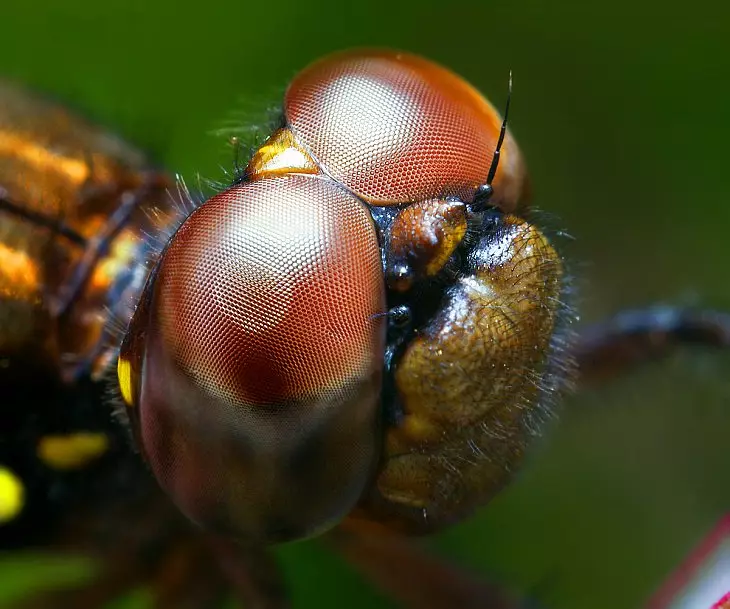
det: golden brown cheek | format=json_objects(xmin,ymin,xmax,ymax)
[
  {"xmin": 121, "ymin": 175, "xmax": 387, "ymax": 542},
  {"xmin": 285, "ymin": 49, "xmax": 528, "ymax": 210},
  {"xmin": 360, "ymin": 216, "xmax": 563, "ymax": 532},
  {"xmin": 386, "ymin": 199, "xmax": 467, "ymax": 290}
]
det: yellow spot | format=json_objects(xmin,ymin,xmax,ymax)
[
  {"xmin": 0, "ymin": 467, "xmax": 24, "ymax": 523},
  {"xmin": 117, "ymin": 356, "xmax": 134, "ymax": 407},
  {"xmin": 38, "ymin": 433, "xmax": 109, "ymax": 471},
  {"xmin": 91, "ymin": 230, "xmax": 138, "ymax": 291},
  {"xmin": 0, "ymin": 243, "xmax": 40, "ymax": 299},
  {"xmin": 386, "ymin": 412, "xmax": 441, "ymax": 454},
  {"xmin": 246, "ymin": 127, "xmax": 318, "ymax": 180},
  {"xmin": 0, "ymin": 132, "xmax": 90, "ymax": 184}
]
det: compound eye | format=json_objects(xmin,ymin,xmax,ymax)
[
  {"xmin": 119, "ymin": 175, "xmax": 386, "ymax": 542},
  {"xmin": 285, "ymin": 49, "xmax": 528, "ymax": 210}
]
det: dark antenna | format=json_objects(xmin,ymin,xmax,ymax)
[{"xmin": 472, "ymin": 71, "xmax": 512, "ymax": 211}]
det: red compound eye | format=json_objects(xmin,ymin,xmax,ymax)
[
  {"xmin": 123, "ymin": 175, "xmax": 386, "ymax": 542},
  {"xmin": 117, "ymin": 49, "xmax": 556, "ymax": 545},
  {"xmin": 285, "ymin": 49, "xmax": 528, "ymax": 210}
]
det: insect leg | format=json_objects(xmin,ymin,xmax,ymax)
[
  {"xmin": 329, "ymin": 519, "xmax": 533, "ymax": 609},
  {"xmin": 206, "ymin": 536, "xmax": 289, "ymax": 609},
  {"xmin": 573, "ymin": 306, "xmax": 730, "ymax": 383}
]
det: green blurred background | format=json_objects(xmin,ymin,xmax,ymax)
[{"xmin": 2, "ymin": 1, "xmax": 730, "ymax": 608}]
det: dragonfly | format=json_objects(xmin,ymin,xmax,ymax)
[{"xmin": 1, "ymin": 49, "xmax": 729, "ymax": 609}]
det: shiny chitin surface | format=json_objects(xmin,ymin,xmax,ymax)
[
  {"xmin": 385, "ymin": 198, "xmax": 468, "ymax": 290},
  {"xmin": 121, "ymin": 176, "xmax": 386, "ymax": 541},
  {"xmin": 367, "ymin": 215, "xmax": 564, "ymax": 531},
  {"xmin": 285, "ymin": 49, "xmax": 528, "ymax": 210},
  {"xmin": 241, "ymin": 49, "xmax": 566, "ymax": 535},
  {"xmin": 0, "ymin": 80, "xmax": 173, "ymax": 381}
]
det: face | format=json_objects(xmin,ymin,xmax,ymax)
[{"xmin": 117, "ymin": 50, "xmax": 569, "ymax": 543}]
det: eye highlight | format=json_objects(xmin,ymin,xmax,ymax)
[
  {"xmin": 158, "ymin": 178, "xmax": 382, "ymax": 408},
  {"xmin": 121, "ymin": 176, "xmax": 386, "ymax": 541},
  {"xmin": 285, "ymin": 49, "xmax": 528, "ymax": 210}
]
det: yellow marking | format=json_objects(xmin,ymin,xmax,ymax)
[
  {"xmin": 91, "ymin": 230, "xmax": 138, "ymax": 290},
  {"xmin": 0, "ymin": 467, "xmax": 24, "ymax": 523},
  {"xmin": 246, "ymin": 128, "xmax": 318, "ymax": 180},
  {"xmin": 0, "ymin": 132, "xmax": 90, "ymax": 184},
  {"xmin": 386, "ymin": 411, "xmax": 441, "ymax": 455},
  {"xmin": 117, "ymin": 356, "xmax": 134, "ymax": 407},
  {"xmin": 0, "ymin": 243, "xmax": 40, "ymax": 298},
  {"xmin": 38, "ymin": 433, "xmax": 109, "ymax": 471},
  {"xmin": 424, "ymin": 211, "xmax": 467, "ymax": 277}
]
